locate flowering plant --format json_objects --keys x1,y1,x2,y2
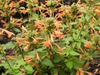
[{"x1": 0, "y1": 0, "x2": 100, "y2": 75}]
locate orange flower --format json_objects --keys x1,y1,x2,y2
[
  {"x1": 95, "y1": 9, "x2": 100, "y2": 16},
  {"x1": 9, "y1": 1, "x2": 15, "y2": 8},
  {"x1": 34, "y1": 20, "x2": 44, "y2": 31},
  {"x1": 54, "y1": 21, "x2": 62, "y2": 30},
  {"x1": 19, "y1": 68, "x2": 25, "y2": 73},
  {"x1": 7, "y1": 55, "x2": 15, "y2": 60},
  {"x1": 27, "y1": 60, "x2": 37, "y2": 67},
  {"x1": 84, "y1": 42, "x2": 91, "y2": 48},
  {"x1": 55, "y1": 31, "x2": 64, "y2": 39},
  {"x1": 24, "y1": 45, "x2": 29, "y2": 52},
  {"x1": 36, "y1": 52, "x2": 41, "y2": 61},
  {"x1": 34, "y1": 0, "x2": 38, "y2": 4},
  {"x1": 76, "y1": 70, "x2": 79, "y2": 75},
  {"x1": 20, "y1": 10, "x2": 28, "y2": 14},
  {"x1": 24, "y1": 56, "x2": 32, "y2": 61},
  {"x1": 86, "y1": 72, "x2": 93, "y2": 75},
  {"x1": 18, "y1": 0, "x2": 25, "y2": 4},
  {"x1": 33, "y1": 38, "x2": 38, "y2": 44},
  {"x1": 4, "y1": 3, "x2": 8, "y2": 8},
  {"x1": 0, "y1": 28, "x2": 14, "y2": 38},
  {"x1": 90, "y1": 33, "x2": 94, "y2": 36},
  {"x1": 54, "y1": 43, "x2": 63, "y2": 51},
  {"x1": 11, "y1": 9, "x2": 17, "y2": 13},
  {"x1": 43, "y1": 40, "x2": 52, "y2": 48},
  {"x1": 21, "y1": 33, "x2": 26, "y2": 38}
]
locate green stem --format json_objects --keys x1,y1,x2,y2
[
  {"x1": 19, "y1": 47, "x2": 24, "y2": 60},
  {"x1": 4, "y1": 54, "x2": 14, "y2": 72}
]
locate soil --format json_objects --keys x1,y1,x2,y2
[{"x1": 0, "y1": 0, "x2": 100, "y2": 75}]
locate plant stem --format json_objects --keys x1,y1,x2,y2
[
  {"x1": 4, "y1": 54, "x2": 14, "y2": 72},
  {"x1": 19, "y1": 47, "x2": 24, "y2": 60}
]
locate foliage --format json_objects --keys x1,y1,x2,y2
[{"x1": 0, "y1": 0, "x2": 100, "y2": 75}]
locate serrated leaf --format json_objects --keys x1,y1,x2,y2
[
  {"x1": 4, "y1": 42, "x2": 15, "y2": 49},
  {"x1": 70, "y1": 22, "x2": 78, "y2": 25},
  {"x1": 41, "y1": 57, "x2": 54, "y2": 67},
  {"x1": 13, "y1": 28, "x2": 21, "y2": 32},
  {"x1": 66, "y1": 61, "x2": 73, "y2": 70},
  {"x1": 85, "y1": 15, "x2": 90, "y2": 21},
  {"x1": 16, "y1": 60, "x2": 26, "y2": 66},
  {"x1": 52, "y1": 53, "x2": 63, "y2": 63},
  {"x1": 69, "y1": 50, "x2": 80, "y2": 56},
  {"x1": 24, "y1": 65, "x2": 34, "y2": 74}
]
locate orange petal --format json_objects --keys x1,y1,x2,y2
[
  {"x1": 24, "y1": 45, "x2": 29, "y2": 52},
  {"x1": 7, "y1": 55, "x2": 15, "y2": 60},
  {"x1": 84, "y1": 42, "x2": 91, "y2": 48},
  {"x1": 36, "y1": 52, "x2": 41, "y2": 61},
  {"x1": 95, "y1": 9, "x2": 100, "y2": 16},
  {"x1": 43, "y1": 40, "x2": 52, "y2": 48},
  {"x1": 55, "y1": 31, "x2": 64, "y2": 39}
]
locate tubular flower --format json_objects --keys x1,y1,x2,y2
[
  {"x1": 95, "y1": 9, "x2": 100, "y2": 16},
  {"x1": 43, "y1": 40, "x2": 52, "y2": 48},
  {"x1": 34, "y1": 20, "x2": 44, "y2": 31},
  {"x1": 0, "y1": 28, "x2": 14, "y2": 38},
  {"x1": 55, "y1": 31, "x2": 64, "y2": 39},
  {"x1": 7, "y1": 55, "x2": 15, "y2": 60},
  {"x1": 24, "y1": 44, "x2": 29, "y2": 52},
  {"x1": 84, "y1": 42, "x2": 91, "y2": 48}
]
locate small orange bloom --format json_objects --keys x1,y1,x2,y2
[
  {"x1": 36, "y1": 52, "x2": 41, "y2": 61},
  {"x1": 86, "y1": 72, "x2": 93, "y2": 75},
  {"x1": 9, "y1": 1, "x2": 15, "y2": 8},
  {"x1": 54, "y1": 21, "x2": 62, "y2": 30},
  {"x1": 54, "y1": 43, "x2": 63, "y2": 51},
  {"x1": 0, "y1": 28, "x2": 14, "y2": 38},
  {"x1": 43, "y1": 40, "x2": 52, "y2": 48},
  {"x1": 20, "y1": 10, "x2": 28, "y2": 14},
  {"x1": 7, "y1": 55, "x2": 15, "y2": 60},
  {"x1": 55, "y1": 31, "x2": 64, "y2": 39},
  {"x1": 33, "y1": 39, "x2": 38, "y2": 44},
  {"x1": 84, "y1": 42, "x2": 91, "y2": 48},
  {"x1": 24, "y1": 45, "x2": 29, "y2": 52},
  {"x1": 90, "y1": 33, "x2": 94, "y2": 36},
  {"x1": 21, "y1": 33, "x2": 26, "y2": 38},
  {"x1": 95, "y1": 9, "x2": 100, "y2": 16},
  {"x1": 18, "y1": 0, "x2": 25, "y2": 4},
  {"x1": 4, "y1": 3, "x2": 8, "y2": 8},
  {"x1": 19, "y1": 68, "x2": 25, "y2": 73},
  {"x1": 11, "y1": 9, "x2": 17, "y2": 13}
]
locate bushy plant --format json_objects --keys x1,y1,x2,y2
[{"x1": 0, "y1": 0, "x2": 100, "y2": 75}]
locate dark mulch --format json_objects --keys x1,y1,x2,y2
[{"x1": 87, "y1": 57, "x2": 100, "y2": 75}]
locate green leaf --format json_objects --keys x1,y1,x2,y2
[
  {"x1": 41, "y1": 57, "x2": 54, "y2": 67},
  {"x1": 37, "y1": 47, "x2": 46, "y2": 52},
  {"x1": 69, "y1": 50, "x2": 80, "y2": 56},
  {"x1": 52, "y1": 53, "x2": 63, "y2": 63},
  {"x1": 27, "y1": 51, "x2": 36, "y2": 56},
  {"x1": 24, "y1": 65, "x2": 34, "y2": 74},
  {"x1": 78, "y1": 8, "x2": 86, "y2": 13},
  {"x1": 52, "y1": 68, "x2": 58, "y2": 74},
  {"x1": 19, "y1": 7, "x2": 25, "y2": 10},
  {"x1": 72, "y1": 57, "x2": 82, "y2": 68},
  {"x1": 70, "y1": 22, "x2": 78, "y2": 25},
  {"x1": 16, "y1": 60, "x2": 26, "y2": 66},
  {"x1": 15, "y1": 72, "x2": 22, "y2": 75},
  {"x1": 4, "y1": 42, "x2": 15, "y2": 49},
  {"x1": 66, "y1": 61, "x2": 73, "y2": 70},
  {"x1": 85, "y1": 15, "x2": 90, "y2": 21},
  {"x1": 12, "y1": 27, "x2": 21, "y2": 33},
  {"x1": 72, "y1": 33, "x2": 78, "y2": 40},
  {"x1": 77, "y1": 42, "x2": 81, "y2": 49}
]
